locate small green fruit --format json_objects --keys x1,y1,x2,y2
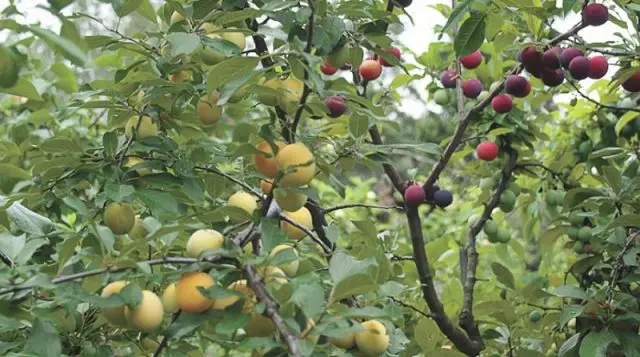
[
  {"x1": 104, "y1": 203, "x2": 136, "y2": 235},
  {"x1": 0, "y1": 46, "x2": 20, "y2": 88},
  {"x1": 483, "y1": 220, "x2": 498, "y2": 236},
  {"x1": 567, "y1": 227, "x2": 579, "y2": 240},
  {"x1": 552, "y1": 190, "x2": 565, "y2": 206},
  {"x1": 545, "y1": 190, "x2": 557, "y2": 206},
  {"x1": 573, "y1": 241, "x2": 585, "y2": 254},
  {"x1": 569, "y1": 212, "x2": 583, "y2": 226},
  {"x1": 578, "y1": 141, "x2": 592, "y2": 156},
  {"x1": 497, "y1": 229, "x2": 511, "y2": 243},
  {"x1": 479, "y1": 178, "x2": 495, "y2": 191},
  {"x1": 529, "y1": 311, "x2": 541, "y2": 322},
  {"x1": 507, "y1": 182, "x2": 521, "y2": 195},
  {"x1": 577, "y1": 227, "x2": 592, "y2": 242},
  {"x1": 499, "y1": 190, "x2": 517, "y2": 213},
  {"x1": 433, "y1": 89, "x2": 449, "y2": 105}
]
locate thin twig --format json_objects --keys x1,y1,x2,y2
[
  {"x1": 279, "y1": 212, "x2": 331, "y2": 254},
  {"x1": 566, "y1": 80, "x2": 640, "y2": 113},
  {"x1": 389, "y1": 296, "x2": 436, "y2": 319},
  {"x1": 607, "y1": 232, "x2": 639, "y2": 301},
  {"x1": 153, "y1": 310, "x2": 182, "y2": 357},
  {"x1": 290, "y1": 0, "x2": 316, "y2": 142},
  {"x1": 323, "y1": 203, "x2": 404, "y2": 214},
  {"x1": 0, "y1": 249, "x2": 15, "y2": 267},
  {"x1": 244, "y1": 265, "x2": 301, "y2": 357},
  {"x1": 194, "y1": 166, "x2": 264, "y2": 200}
]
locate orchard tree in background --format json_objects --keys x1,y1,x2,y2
[{"x1": 0, "y1": 0, "x2": 640, "y2": 356}]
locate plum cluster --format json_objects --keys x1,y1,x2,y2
[{"x1": 403, "y1": 182, "x2": 454, "y2": 209}]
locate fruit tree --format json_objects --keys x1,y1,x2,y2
[{"x1": 0, "y1": 0, "x2": 640, "y2": 356}]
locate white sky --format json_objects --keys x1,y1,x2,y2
[{"x1": 5, "y1": 0, "x2": 629, "y2": 116}]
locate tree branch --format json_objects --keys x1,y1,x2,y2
[
  {"x1": 566, "y1": 80, "x2": 640, "y2": 113},
  {"x1": 389, "y1": 296, "x2": 435, "y2": 319},
  {"x1": 153, "y1": 310, "x2": 182, "y2": 357},
  {"x1": 290, "y1": 0, "x2": 316, "y2": 142},
  {"x1": 194, "y1": 165, "x2": 264, "y2": 200},
  {"x1": 458, "y1": 146, "x2": 518, "y2": 343},
  {"x1": 243, "y1": 265, "x2": 301, "y2": 357},
  {"x1": 279, "y1": 212, "x2": 332, "y2": 254}
]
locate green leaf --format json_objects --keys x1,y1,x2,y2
[
  {"x1": 490, "y1": 262, "x2": 515, "y2": 290},
  {"x1": 41, "y1": 137, "x2": 82, "y2": 153},
  {"x1": 48, "y1": 0, "x2": 74, "y2": 11},
  {"x1": 328, "y1": 252, "x2": 378, "y2": 303},
  {"x1": 261, "y1": 218, "x2": 288, "y2": 253},
  {"x1": 562, "y1": 0, "x2": 579, "y2": 16},
  {"x1": 136, "y1": 0, "x2": 157, "y2": 22},
  {"x1": 2, "y1": 198, "x2": 54, "y2": 235},
  {"x1": 349, "y1": 113, "x2": 370, "y2": 138},
  {"x1": 291, "y1": 281, "x2": 325, "y2": 318},
  {"x1": 119, "y1": 283, "x2": 143, "y2": 309},
  {"x1": 579, "y1": 330, "x2": 617, "y2": 357},
  {"x1": 25, "y1": 319, "x2": 62, "y2": 357},
  {"x1": 111, "y1": 0, "x2": 143, "y2": 17},
  {"x1": 0, "y1": 78, "x2": 42, "y2": 101},
  {"x1": 29, "y1": 26, "x2": 88, "y2": 66},
  {"x1": 104, "y1": 183, "x2": 135, "y2": 202},
  {"x1": 211, "y1": 9, "x2": 264, "y2": 25},
  {"x1": 0, "y1": 314, "x2": 22, "y2": 333},
  {"x1": 563, "y1": 188, "x2": 604, "y2": 209},
  {"x1": 0, "y1": 163, "x2": 31, "y2": 180},
  {"x1": 552, "y1": 285, "x2": 587, "y2": 300},
  {"x1": 138, "y1": 189, "x2": 179, "y2": 215},
  {"x1": 560, "y1": 305, "x2": 585, "y2": 326},
  {"x1": 558, "y1": 333, "x2": 580, "y2": 357},
  {"x1": 590, "y1": 147, "x2": 625, "y2": 159},
  {"x1": 453, "y1": 12, "x2": 486, "y2": 57},
  {"x1": 313, "y1": 17, "x2": 346, "y2": 54},
  {"x1": 615, "y1": 112, "x2": 639, "y2": 135},
  {"x1": 342, "y1": 306, "x2": 389, "y2": 319},
  {"x1": 439, "y1": 0, "x2": 473, "y2": 38},
  {"x1": 207, "y1": 57, "x2": 260, "y2": 93},
  {"x1": 611, "y1": 214, "x2": 640, "y2": 228},
  {"x1": 166, "y1": 32, "x2": 201, "y2": 57}
]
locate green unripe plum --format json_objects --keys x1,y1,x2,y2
[
  {"x1": 507, "y1": 182, "x2": 521, "y2": 195},
  {"x1": 483, "y1": 220, "x2": 498, "y2": 237},
  {"x1": 0, "y1": 46, "x2": 19, "y2": 88},
  {"x1": 499, "y1": 190, "x2": 517, "y2": 213},
  {"x1": 567, "y1": 227, "x2": 579, "y2": 240},
  {"x1": 480, "y1": 178, "x2": 495, "y2": 191},
  {"x1": 529, "y1": 311, "x2": 542, "y2": 322},
  {"x1": 573, "y1": 241, "x2": 585, "y2": 254},
  {"x1": 552, "y1": 190, "x2": 565, "y2": 206},
  {"x1": 569, "y1": 212, "x2": 583, "y2": 226},
  {"x1": 497, "y1": 229, "x2": 511, "y2": 243},
  {"x1": 104, "y1": 203, "x2": 136, "y2": 235},
  {"x1": 578, "y1": 141, "x2": 592, "y2": 156},
  {"x1": 545, "y1": 191, "x2": 558, "y2": 206},
  {"x1": 433, "y1": 89, "x2": 449, "y2": 105},
  {"x1": 577, "y1": 227, "x2": 592, "y2": 242},
  {"x1": 621, "y1": 124, "x2": 635, "y2": 138}
]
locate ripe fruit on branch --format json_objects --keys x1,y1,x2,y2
[
  {"x1": 269, "y1": 244, "x2": 299, "y2": 277},
  {"x1": 104, "y1": 202, "x2": 135, "y2": 235},
  {"x1": 274, "y1": 187, "x2": 308, "y2": 212},
  {"x1": 125, "y1": 115, "x2": 159, "y2": 138},
  {"x1": 476, "y1": 141, "x2": 499, "y2": 161},
  {"x1": 588, "y1": 56, "x2": 608, "y2": 79},
  {"x1": 176, "y1": 272, "x2": 215, "y2": 313},
  {"x1": 260, "y1": 180, "x2": 273, "y2": 194},
  {"x1": 124, "y1": 290, "x2": 164, "y2": 332},
  {"x1": 355, "y1": 320, "x2": 390, "y2": 356},
  {"x1": 278, "y1": 77, "x2": 304, "y2": 114},
  {"x1": 169, "y1": 71, "x2": 191, "y2": 83},
  {"x1": 433, "y1": 89, "x2": 449, "y2": 105},
  {"x1": 186, "y1": 229, "x2": 224, "y2": 258},
  {"x1": 331, "y1": 331, "x2": 356, "y2": 349},
  {"x1": 541, "y1": 47, "x2": 562, "y2": 69},
  {"x1": 245, "y1": 315, "x2": 276, "y2": 337},
  {"x1": 378, "y1": 48, "x2": 401, "y2": 67},
  {"x1": 254, "y1": 140, "x2": 286, "y2": 178},
  {"x1": 359, "y1": 59, "x2": 382, "y2": 81},
  {"x1": 541, "y1": 68, "x2": 565, "y2": 87},
  {"x1": 101, "y1": 281, "x2": 129, "y2": 326},
  {"x1": 519, "y1": 46, "x2": 541, "y2": 66},
  {"x1": 622, "y1": 73, "x2": 640, "y2": 92},
  {"x1": 124, "y1": 157, "x2": 152, "y2": 176},
  {"x1": 212, "y1": 280, "x2": 253, "y2": 311},
  {"x1": 568, "y1": 56, "x2": 590, "y2": 80},
  {"x1": 459, "y1": 50, "x2": 482, "y2": 69},
  {"x1": 197, "y1": 93, "x2": 222, "y2": 125},
  {"x1": 440, "y1": 70, "x2": 457, "y2": 88},
  {"x1": 505, "y1": 75, "x2": 529, "y2": 98},
  {"x1": 257, "y1": 266, "x2": 288, "y2": 285},
  {"x1": 320, "y1": 58, "x2": 338, "y2": 75},
  {"x1": 170, "y1": 11, "x2": 185, "y2": 25},
  {"x1": 462, "y1": 79, "x2": 483, "y2": 99},
  {"x1": 404, "y1": 184, "x2": 426, "y2": 207},
  {"x1": 582, "y1": 3, "x2": 609, "y2": 26},
  {"x1": 161, "y1": 283, "x2": 178, "y2": 313},
  {"x1": 433, "y1": 190, "x2": 453, "y2": 208},
  {"x1": 275, "y1": 143, "x2": 316, "y2": 188},
  {"x1": 280, "y1": 207, "x2": 313, "y2": 240},
  {"x1": 228, "y1": 191, "x2": 258, "y2": 215},
  {"x1": 492, "y1": 94, "x2": 513, "y2": 113},
  {"x1": 559, "y1": 48, "x2": 584, "y2": 69},
  {"x1": 324, "y1": 95, "x2": 347, "y2": 118}
]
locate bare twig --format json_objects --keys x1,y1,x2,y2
[
  {"x1": 279, "y1": 212, "x2": 331, "y2": 254},
  {"x1": 194, "y1": 166, "x2": 264, "y2": 200},
  {"x1": 153, "y1": 310, "x2": 182, "y2": 357},
  {"x1": 607, "y1": 232, "x2": 639, "y2": 301},
  {"x1": 389, "y1": 296, "x2": 436, "y2": 319},
  {"x1": 323, "y1": 203, "x2": 404, "y2": 214},
  {"x1": 566, "y1": 80, "x2": 640, "y2": 113},
  {"x1": 0, "y1": 249, "x2": 15, "y2": 267},
  {"x1": 290, "y1": 0, "x2": 316, "y2": 142},
  {"x1": 244, "y1": 265, "x2": 301, "y2": 357},
  {"x1": 459, "y1": 146, "x2": 518, "y2": 344}
]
